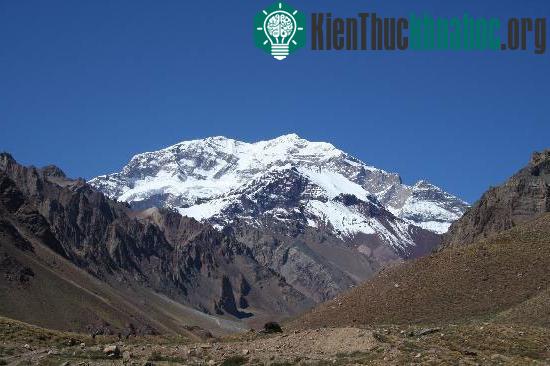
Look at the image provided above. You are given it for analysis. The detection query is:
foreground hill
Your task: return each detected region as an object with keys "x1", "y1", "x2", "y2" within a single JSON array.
[{"x1": 292, "y1": 212, "x2": 550, "y2": 329}]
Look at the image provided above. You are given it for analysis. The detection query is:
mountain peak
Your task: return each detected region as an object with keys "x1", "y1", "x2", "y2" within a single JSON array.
[
  {"x1": 0, "y1": 152, "x2": 16, "y2": 164},
  {"x1": 89, "y1": 136, "x2": 468, "y2": 236},
  {"x1": 204, "y1": 135, "x2": 235, "y2": 142},
  {"x1": 181, "y1": 134, "x2": 304, "y2": 146},
  {"x1": 414, "y1": 179, "x2": 431, "y2": 187},
  {"x1": 41, "y1": 165, "x2": 67, "y2": 178},
  {"x1": 0, "y1": 152, "x2": 17, "y2": 172},
  {"x1": 531, "y1": 149, "x2": 550, "y2": 166},
  {"x1": 270, "y1": 133, "x2": 302, "y2": 142},
  {"x1": 412, "y1": 180, "x2": 440, "y2": 190}
]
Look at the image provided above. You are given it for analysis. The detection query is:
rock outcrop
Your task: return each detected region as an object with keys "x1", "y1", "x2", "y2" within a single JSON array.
[{"x1": 443, "y1": 150, "x2": 550, "y2": 246}]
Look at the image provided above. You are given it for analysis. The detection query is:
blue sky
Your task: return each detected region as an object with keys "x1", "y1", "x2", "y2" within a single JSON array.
[{"x1": 0, "y1": 0, "x2": 548, "y2": 203}]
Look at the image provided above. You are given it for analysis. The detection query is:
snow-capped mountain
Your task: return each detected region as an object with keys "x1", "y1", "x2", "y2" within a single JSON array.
[{"x1": 90, "y1": 134, "x2": 468, "y2": 252}]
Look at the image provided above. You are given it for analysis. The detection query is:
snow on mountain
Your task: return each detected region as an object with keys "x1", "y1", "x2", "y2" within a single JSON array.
[
  {"x1": 397, "y1": 181, "x2": 467, "y2": 233},
  {"x1": 91, "y1": 134, "x2": 384, "y2": 201},
  {"x1": 90, "y1": 134, "x2": 468, "y2": 251}
]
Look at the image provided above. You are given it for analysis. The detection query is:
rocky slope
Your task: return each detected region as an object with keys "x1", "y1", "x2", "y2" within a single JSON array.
[
  {"x1": 89, "y1": 135, "x2": 467, "y2": 301},
  {"x1": 292, "y1": 212, "x2": 550, "y2": 329},
  {"x1": 0, "y1": 153, "x2": 311, "y2": 334},
  {"x1": 443, "y1": 149, "x2": 550, "y2": 246}
]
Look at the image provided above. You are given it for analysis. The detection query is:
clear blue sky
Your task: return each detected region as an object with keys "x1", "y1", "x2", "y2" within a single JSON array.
[{"x1": 0, "y1": 0, "x2": 548, "y2": 203}]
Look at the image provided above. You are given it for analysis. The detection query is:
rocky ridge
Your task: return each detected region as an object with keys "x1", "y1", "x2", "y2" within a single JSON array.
[{"x1": 443, "y1": 149, "x2": 550, "y2": 246}]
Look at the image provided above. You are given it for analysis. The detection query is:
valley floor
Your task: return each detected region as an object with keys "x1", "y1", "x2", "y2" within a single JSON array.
[{"x1": 1, "y1": 317, "x2": 550, "y2": 366}]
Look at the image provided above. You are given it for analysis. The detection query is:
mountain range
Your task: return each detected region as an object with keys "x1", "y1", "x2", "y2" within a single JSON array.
[
  {"x1": 0, "y1": 135, "x2": 469, "y2": 335},
  {"x1": 89, "y1": 135, "x2": 467, "y2": 301},
  {"x1": 1, "y1": 142, "x2": 550, "y2": 365}
]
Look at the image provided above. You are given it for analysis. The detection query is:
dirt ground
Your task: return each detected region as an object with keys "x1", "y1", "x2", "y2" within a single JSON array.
[{"x1": 2, "y1": 316, "x2": 550, "y2": 366}]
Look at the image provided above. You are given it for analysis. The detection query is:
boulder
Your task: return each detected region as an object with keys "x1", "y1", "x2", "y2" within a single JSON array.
[{"x1": 103, "y1": 345, "x2": 121, "y2": 358}]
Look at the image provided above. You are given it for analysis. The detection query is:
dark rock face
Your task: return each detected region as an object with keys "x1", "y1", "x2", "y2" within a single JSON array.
[
  {"x1": 443, "y1": 150, "x2": 550, "y2": 246},
  {"x1": 215, "y1": 276, "x2": 252, "y2": 318},
  {"x1": 0, "y1": 254, "x2": 35, "y2": 283},
  {"x1": 216, "y1": 276, "x2": 237, "y2": 315},
  {"x1": 0, "y1": 153, "x2": 311, "y2": 332}
]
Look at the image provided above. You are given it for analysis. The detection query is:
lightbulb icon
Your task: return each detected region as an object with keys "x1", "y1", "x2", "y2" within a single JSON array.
[
  {"x1": 264, "y1": 11, "x2": 296, "y2": 60},
  {"x1": 257, "y1": 3, "x2": 304, "y2": 60}
]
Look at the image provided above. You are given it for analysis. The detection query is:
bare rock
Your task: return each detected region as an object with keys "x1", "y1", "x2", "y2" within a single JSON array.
[
  {"x1": 444, "y1": 150, "x2": 550, "y2": 246},
  {"x1": 103, "y1": 345, "x2": 121, "y2": 358}
]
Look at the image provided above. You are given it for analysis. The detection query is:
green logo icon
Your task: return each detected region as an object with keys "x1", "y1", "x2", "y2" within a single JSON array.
[{"x1": 254, "y1": 2, "x2": 306, "y2": 60}]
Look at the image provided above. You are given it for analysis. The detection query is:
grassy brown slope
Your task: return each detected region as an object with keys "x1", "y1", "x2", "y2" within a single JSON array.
[
  {"x1": 494, "y1": 287, "x2": 550, "y2": 328},
  {"x1": 291, "y1": 213, "x2": 550, "y2": 329}
]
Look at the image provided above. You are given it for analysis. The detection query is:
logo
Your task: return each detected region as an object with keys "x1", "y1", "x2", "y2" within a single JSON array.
[{"x1": 254, "y1": 2, "x2": 306, "y2": 60}]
